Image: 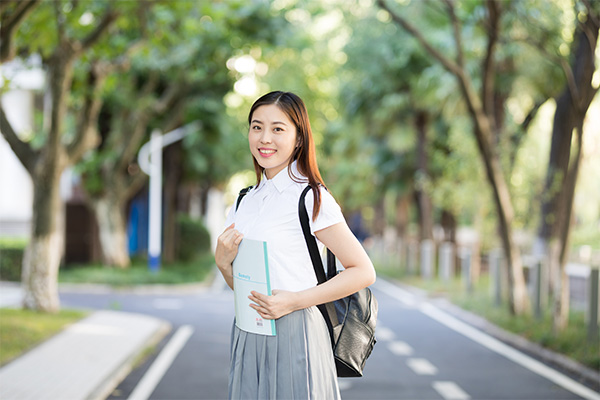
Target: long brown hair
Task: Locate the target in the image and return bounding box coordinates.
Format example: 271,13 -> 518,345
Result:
248,91 -> 325,220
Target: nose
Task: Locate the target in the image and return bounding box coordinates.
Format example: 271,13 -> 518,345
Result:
260,130 -> 272,144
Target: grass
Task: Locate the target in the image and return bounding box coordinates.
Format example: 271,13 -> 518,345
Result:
59,253 -> 215,286
0,237 -> 28,247
375,261 -> 600,371
0,308 -> 88,366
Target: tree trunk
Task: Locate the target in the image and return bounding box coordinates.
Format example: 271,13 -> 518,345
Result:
21,168 -> 63,312
1,4 -> 118,312
199,183 -> 210,218
20,43 -> 74,312
163,142 -> 183,263
378,0 -> 530,315
414,110 -> 433,241
536,3 -> 599,331
91,196 -> 130,268
372,196 -> 386,237
395,193 -> 410,241
472,107 -> 529,316
440,209 -> 456,243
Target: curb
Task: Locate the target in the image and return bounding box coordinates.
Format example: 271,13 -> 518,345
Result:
1,267 -> 219,297
58,268 -> 217,295
90,318 -> 172,400
58,281 -> 211,295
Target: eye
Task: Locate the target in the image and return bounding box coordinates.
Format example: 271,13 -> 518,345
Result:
251,125 -> 261,131
274,127 -> 284,132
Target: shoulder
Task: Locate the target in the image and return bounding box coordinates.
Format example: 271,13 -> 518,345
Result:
303,185 -> 341,213
235,185 -> 254,210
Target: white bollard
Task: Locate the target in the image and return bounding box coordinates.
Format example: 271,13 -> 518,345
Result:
532,258 -> 544,319
438,242 -> 454,282
587,267 -> 599,343
407,241 -> 418,275
421,239 -> 434,280
489,249 -> 502,306
460,247 -> 472,292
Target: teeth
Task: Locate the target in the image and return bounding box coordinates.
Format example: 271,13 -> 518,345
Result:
260,149 -> 276,154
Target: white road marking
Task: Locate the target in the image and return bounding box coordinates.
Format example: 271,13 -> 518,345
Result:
377,326 -> 396,341
433,381 -> 471,400
388,340 -> 414,356
419,303 -> 600,400
128,325 -> 194,400
152,298 -> 184,310
373,279 -> 417,306
407,358 -> 438,375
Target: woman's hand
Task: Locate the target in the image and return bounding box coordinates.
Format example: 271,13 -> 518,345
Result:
248,290 -> 299,320
215,223 -> 243,289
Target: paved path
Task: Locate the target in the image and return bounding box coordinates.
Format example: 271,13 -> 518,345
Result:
0,283 -> 170,400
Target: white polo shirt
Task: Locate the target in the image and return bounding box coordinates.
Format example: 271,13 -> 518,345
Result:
225,161 -> 345,292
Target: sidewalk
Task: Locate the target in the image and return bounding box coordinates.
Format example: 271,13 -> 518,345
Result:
0,284 -> 171,400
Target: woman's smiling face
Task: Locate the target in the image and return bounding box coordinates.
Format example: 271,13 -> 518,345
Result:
249,104 -> 298,179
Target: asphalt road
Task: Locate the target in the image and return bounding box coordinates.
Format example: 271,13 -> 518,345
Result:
60,279 -> 599,400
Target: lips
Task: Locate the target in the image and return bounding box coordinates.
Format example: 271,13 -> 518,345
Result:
258,148 -> 277,158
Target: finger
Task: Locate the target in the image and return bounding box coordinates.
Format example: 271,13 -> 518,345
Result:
234,234 -> 243,245
248,294 -> 266,307
220,227 -> 237,240
220,229 -> 242,246
249,303 -> 270,318
250,291 -> 268,302
251,305 -> 272,320
261,313 -> 273,320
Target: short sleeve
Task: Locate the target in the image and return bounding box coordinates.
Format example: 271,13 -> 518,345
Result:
224,204 -> 236,229
306,187 -> 345,234
224,188 -> 249,229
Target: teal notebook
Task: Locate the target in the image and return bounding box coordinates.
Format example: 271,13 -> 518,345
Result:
232,239 -> 276,336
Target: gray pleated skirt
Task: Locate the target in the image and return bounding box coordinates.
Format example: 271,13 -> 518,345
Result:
229,306 -> 341,400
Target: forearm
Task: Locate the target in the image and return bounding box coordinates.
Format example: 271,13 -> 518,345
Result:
294,262 -> 376,311
216,262 -> 234,290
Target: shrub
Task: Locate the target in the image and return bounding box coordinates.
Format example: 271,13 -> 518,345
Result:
0,241 -> 26,281
176,214 -> 211,262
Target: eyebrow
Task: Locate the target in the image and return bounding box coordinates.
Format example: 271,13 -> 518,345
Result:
251,119 -> 288,126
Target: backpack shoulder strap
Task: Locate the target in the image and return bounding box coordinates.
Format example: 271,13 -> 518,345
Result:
235,186 -> 253,211
298,185 -> 337,283
299,185 -> 339,342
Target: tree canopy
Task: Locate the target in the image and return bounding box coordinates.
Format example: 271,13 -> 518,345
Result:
1,0 -> 598,321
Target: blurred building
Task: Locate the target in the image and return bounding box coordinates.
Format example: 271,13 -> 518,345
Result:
0,58 -> 41,239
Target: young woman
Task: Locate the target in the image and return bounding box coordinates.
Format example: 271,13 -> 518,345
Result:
215,91 -> 376,399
